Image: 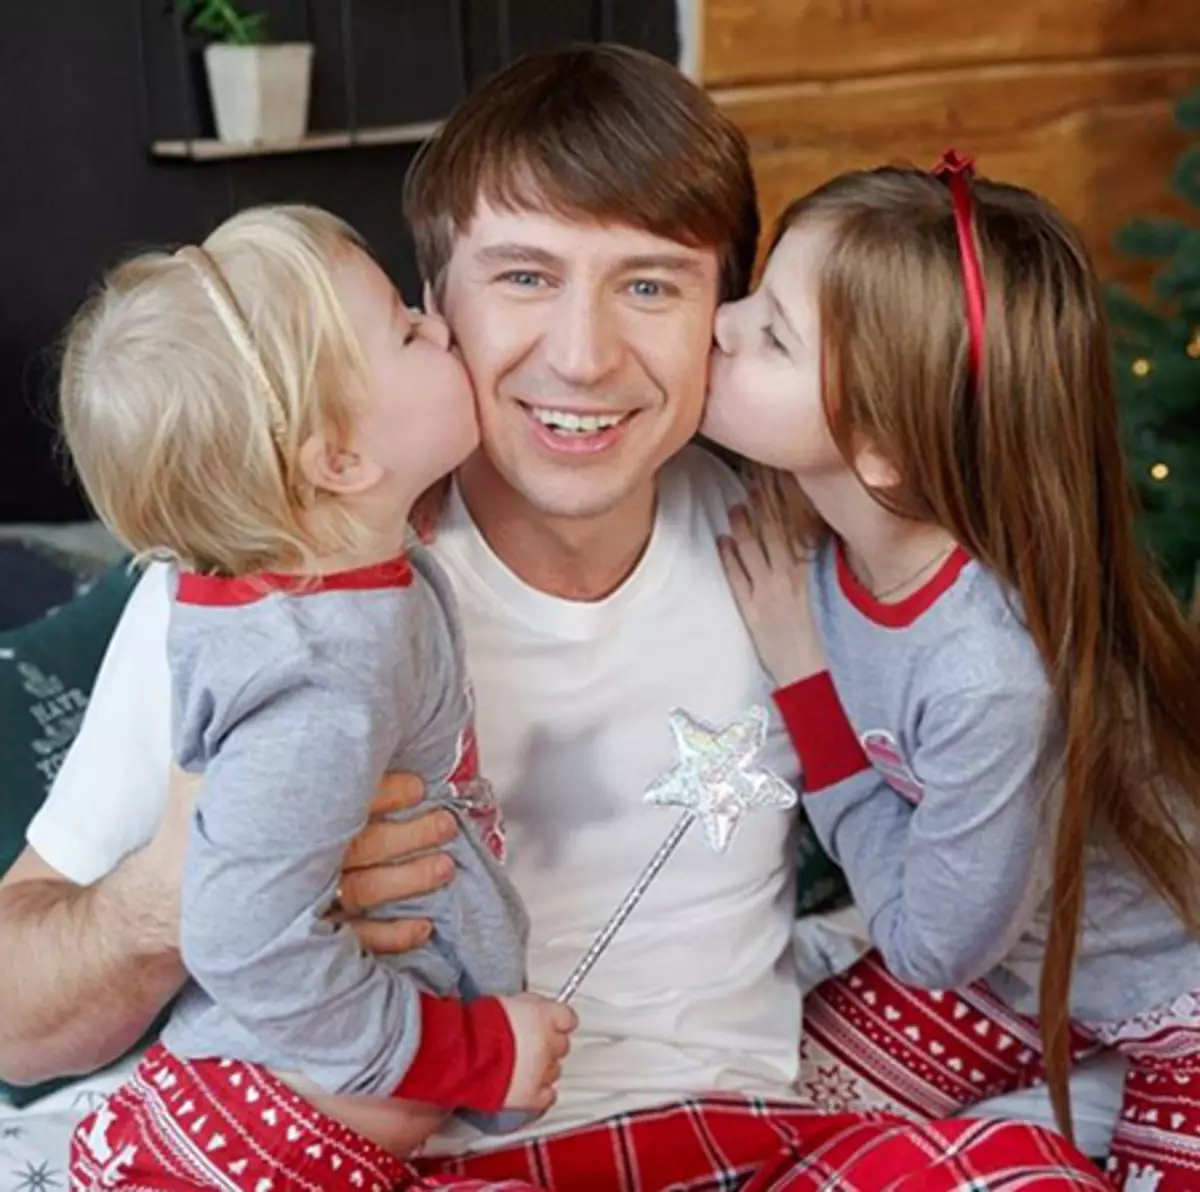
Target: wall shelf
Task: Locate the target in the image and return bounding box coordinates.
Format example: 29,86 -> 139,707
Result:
139,1 -> 635,164
151,118 -> 443,161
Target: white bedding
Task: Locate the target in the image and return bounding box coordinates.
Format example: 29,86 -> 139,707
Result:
0,1053 -> 139,1190
2,1107 -> 84,1189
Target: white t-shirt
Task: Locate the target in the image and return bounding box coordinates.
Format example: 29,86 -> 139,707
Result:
27,445 -> 806,1152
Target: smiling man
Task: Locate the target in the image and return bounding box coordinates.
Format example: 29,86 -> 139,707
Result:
0,44 -> 1106,1191
450,216 -> 713,522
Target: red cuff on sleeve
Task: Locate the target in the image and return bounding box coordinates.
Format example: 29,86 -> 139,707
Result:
774,672 -> 869,792
391,993 -> 515,1112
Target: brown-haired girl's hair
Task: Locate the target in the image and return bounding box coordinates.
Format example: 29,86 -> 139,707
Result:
758,165 -> 1200,1140
403,43 -> 759,301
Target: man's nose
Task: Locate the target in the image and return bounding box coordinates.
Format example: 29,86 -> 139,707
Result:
413,310 -> 452,351
543,290 -> 623,386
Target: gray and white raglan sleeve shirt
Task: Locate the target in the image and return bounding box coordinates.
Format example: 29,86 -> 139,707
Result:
159,550 -> 529,1109
774,538 -> 1200,1023
774,541 -> 1055,991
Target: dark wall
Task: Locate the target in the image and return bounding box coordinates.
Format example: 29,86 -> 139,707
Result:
0,1 -> 678,524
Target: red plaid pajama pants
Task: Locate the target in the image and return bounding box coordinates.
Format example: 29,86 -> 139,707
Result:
69,1043 -> 1108,1192
800,950 -> 1200,1191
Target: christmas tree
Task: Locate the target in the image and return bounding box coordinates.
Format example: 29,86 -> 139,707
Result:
1106,88 -> 1200,611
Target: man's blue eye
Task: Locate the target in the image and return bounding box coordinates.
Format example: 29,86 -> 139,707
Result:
503,271 -> 543,288
631,280 -> 662,298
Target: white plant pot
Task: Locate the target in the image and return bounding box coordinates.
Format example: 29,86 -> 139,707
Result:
203,42 -> 314,145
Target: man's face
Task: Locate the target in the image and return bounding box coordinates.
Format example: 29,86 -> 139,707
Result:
439,200 -> 720,521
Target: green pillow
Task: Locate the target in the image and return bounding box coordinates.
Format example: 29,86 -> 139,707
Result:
795,813 -> 850,918
0,560 -> 140,1106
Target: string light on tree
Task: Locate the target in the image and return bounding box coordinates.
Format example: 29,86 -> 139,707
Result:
1107,85 -> 1200,604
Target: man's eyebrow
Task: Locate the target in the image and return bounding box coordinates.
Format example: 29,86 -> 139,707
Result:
473,243 -> 565,269
617,253 -> 709,279
767,288 -> 803,343
472,244 -> 710,280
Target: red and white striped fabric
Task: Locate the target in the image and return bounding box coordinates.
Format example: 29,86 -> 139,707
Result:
800,950 -> 1200,1191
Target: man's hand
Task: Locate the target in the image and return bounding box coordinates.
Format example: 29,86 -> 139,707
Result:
718,503 -> 827,688
334,773 -> 459,955
498,994 -> 577,1113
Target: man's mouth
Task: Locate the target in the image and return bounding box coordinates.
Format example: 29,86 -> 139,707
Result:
519,403 -> 637,455
525,406 -> 631,436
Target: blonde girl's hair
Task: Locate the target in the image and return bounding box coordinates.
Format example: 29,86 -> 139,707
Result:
754,164 -> 1200,1140
59,203 -> 374,575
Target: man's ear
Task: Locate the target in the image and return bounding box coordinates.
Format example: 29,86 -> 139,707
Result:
298,431 -> 383,496
422,280 -> 440,317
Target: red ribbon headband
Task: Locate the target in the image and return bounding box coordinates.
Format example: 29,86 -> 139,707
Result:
930,150 -> 986,380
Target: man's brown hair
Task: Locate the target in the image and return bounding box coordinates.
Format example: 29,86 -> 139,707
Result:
403,44 -> 758,300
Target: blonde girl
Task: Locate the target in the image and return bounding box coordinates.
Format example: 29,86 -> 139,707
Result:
60,205 -> 573,1192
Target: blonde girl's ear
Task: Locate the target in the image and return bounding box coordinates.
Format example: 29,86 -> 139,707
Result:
297,430 -> 383,497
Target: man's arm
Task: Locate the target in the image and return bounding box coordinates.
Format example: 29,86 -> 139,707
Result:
0,844 -> 184,1086
0,565 -> 180,1086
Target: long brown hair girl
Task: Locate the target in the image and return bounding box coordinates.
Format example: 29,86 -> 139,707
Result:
715,157 -> 1200,1142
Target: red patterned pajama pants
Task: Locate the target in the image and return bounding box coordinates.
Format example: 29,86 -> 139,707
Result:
800,950 -> 1200,1191
68,1043 -> 1107,1192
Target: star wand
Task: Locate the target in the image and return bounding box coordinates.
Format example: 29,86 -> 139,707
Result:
556,704 -> 797,1004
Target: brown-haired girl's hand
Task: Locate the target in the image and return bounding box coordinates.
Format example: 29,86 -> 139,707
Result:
718,502 -> 828,689
332,773 -> 459,954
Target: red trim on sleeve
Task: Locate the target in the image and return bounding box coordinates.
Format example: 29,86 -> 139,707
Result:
391,993 -> 515,1112
176,555 -> 413,607
774,672 -> 870,793
835,541 -> 970,628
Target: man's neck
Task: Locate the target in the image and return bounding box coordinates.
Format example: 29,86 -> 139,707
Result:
455,455 -> 657,601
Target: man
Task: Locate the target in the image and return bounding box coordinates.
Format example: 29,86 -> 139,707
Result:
0,44 -> 1105,1190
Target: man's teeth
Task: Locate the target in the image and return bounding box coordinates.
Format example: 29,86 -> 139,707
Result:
530,408 -> 626,434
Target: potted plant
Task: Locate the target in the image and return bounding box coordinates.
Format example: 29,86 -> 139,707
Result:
179,0 -> 314,145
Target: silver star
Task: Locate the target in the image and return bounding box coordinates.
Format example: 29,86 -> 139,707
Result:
643,706 -> 798,851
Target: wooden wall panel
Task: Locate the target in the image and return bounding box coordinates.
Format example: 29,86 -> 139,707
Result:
713,56 -> 1199,287
702,0 -> 1200,87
